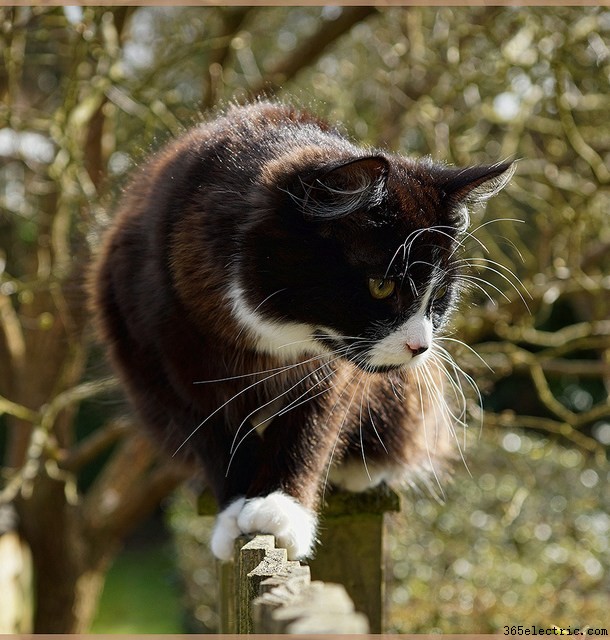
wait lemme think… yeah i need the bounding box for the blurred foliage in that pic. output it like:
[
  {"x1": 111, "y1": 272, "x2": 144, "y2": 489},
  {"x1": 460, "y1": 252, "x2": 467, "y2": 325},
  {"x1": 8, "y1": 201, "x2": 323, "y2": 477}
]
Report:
[
  {"x1": 0, "y1": 4, "x2": 608, "y2": 633},
  {"x1": 169, "y1": 427, "x2": 609, "y2": 633},
  {"x1": 387, "y1": 429, "x2": 609, "y2": 633}
]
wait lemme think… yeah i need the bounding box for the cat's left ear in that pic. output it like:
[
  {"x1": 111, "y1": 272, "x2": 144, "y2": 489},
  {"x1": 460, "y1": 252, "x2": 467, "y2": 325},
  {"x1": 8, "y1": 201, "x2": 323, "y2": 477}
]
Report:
[
  {"x1": 299, "y1": 156, "x2": 390, "y2": 221},
  {"x1": 439, "y1": 161, "x2": 516, "y2": 229}
]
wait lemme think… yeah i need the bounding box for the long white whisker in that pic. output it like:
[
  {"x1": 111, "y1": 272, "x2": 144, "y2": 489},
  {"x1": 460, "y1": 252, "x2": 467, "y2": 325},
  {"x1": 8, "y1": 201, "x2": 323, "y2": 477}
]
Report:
[
  {"x1": 228, "y1": 350, "x2": 348, "y2": 455},
  {"x1": 276, "y1": 335, "x2": 376, "y2": 350},
  {"x1": 436, "y1": 336, "x2": 494, "y2": 372},
  {"x1": 357, "y1": 371, "x2": 373, "y2": 484},
  {"x1": 233, "y1": 288, "x2": 287, "y2": 342},
  {"x1": 178, "y1": 349, "x2": 345, "y2": 454},
  {"x1": 457, "y1": 274, "x2": 512, "y2": 302},
  {"x1": 421, "y1": 360, "x2": 472, "y2": 477},
  {"x1": 193, "y1": 350, "x2": 333, "y2": 384},
  {"x1": 427, "y1": 355, "x2": 469, "y2": 429},
  {"x1": 469, "y1": 217, "x2": 524, "y2": 235},
  {"x1": 431, "y1": 345, "x2": 484, "y2": 437},
  {"x1": 433, "y1": 346, "x2": 482, "y2": 404},
  {"x1": 455, "y1": 258, "x2": 531, "y2": 309},
  {"x1": 456, "y1": 256, "x2": 529, "y2": 290},
  {"x1": 413, "y1": 366, "x2": 445, "y2": 497},
  {"x1": 225, "y1": 363, "x2": 339, "y2": 475},
  {"x1": 322, "y1": 369, "x2": 365, "y2": 499},
  {"x1": 366, "y1": 380, "x2": 389, "y2": 455},
  {"x1": 452, "y1": 276, "x2": 497, "y2": 304}
]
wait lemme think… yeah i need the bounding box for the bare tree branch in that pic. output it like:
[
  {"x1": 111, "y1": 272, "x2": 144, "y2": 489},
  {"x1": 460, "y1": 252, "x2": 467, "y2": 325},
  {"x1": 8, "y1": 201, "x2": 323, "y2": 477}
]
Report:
[
  {"x1": 0, "y1": 396, "x2": 38, "y2": 423},
  {"x1": 201, "y1": 7, "x2": 253, "y2": 110},
  {"x1": 60, "y1": 418, "x2": 133, "y2": 473},
  {"x1": 253, "y1": 7, "x2": 378, "y2": 96}
]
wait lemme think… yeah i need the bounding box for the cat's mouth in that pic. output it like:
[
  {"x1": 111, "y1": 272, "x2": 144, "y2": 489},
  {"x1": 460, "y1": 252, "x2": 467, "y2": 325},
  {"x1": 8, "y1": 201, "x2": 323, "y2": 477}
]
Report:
[{"x1": 313, "y1": 330, "x2": 419, "y2": 374}]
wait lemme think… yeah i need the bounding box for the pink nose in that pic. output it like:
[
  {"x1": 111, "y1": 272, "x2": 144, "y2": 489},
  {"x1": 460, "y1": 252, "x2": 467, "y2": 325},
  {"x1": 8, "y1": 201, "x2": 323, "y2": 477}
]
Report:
[{"x1": 407, "y1": 343, "x2": 428, "y2": 357}]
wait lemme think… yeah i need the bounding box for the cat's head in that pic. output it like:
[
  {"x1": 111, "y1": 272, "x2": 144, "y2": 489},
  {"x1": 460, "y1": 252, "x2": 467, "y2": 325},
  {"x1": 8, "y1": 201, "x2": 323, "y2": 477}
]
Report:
[{"x1": 231, "y1": 153, "x2": 514, "y2": 371}]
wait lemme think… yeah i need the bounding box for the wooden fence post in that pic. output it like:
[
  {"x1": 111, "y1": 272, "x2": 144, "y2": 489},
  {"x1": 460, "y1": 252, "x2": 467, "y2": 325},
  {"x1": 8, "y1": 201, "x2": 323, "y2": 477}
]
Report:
[
  {"x1": 309, "y1": 485, "x2": 401, "y2": 632},
  {"x1": 198, "y1": 484, "x2": 399, "y2": 633}
]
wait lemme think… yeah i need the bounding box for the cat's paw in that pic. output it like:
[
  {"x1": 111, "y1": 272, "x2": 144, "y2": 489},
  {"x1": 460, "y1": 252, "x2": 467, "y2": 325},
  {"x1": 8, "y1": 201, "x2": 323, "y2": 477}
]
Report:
[
  {"x1": 210, "y1": 496, "x2": 246, "y2": 561},
  {"x1": 237, "y1": 491, "x2": 317, "y2": 560}
]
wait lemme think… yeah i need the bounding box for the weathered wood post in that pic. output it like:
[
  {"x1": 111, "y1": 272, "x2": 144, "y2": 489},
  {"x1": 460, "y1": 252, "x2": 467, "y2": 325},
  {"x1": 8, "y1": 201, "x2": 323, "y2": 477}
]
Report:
[
  {"x1": 198, "y1": 484, "x2": 400, "y2": 633},
  {"x1": 309, "y1": 485, "x2": 401, "y2": 633}
]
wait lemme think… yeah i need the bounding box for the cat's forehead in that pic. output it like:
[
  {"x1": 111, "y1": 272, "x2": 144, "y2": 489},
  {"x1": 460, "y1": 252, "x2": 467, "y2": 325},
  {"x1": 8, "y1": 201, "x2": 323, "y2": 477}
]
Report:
[
  {"x1": 339, "y1": 217, "x2": 453, "y2": 277},
  {"x1": 387, "y1": 161, "x2": 445, "y2": 219}
]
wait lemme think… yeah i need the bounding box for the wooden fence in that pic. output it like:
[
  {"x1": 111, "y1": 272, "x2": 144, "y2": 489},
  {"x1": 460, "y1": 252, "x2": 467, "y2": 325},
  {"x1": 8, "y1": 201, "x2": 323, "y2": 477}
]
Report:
[{"x1": 199, "y1": 486, "x2": 400, "y2": 634}]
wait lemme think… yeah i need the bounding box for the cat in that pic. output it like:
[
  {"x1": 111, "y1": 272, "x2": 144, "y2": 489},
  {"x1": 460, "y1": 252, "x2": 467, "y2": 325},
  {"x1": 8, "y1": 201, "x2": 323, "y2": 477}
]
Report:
[{"x1": 91, "y1": 101, "x2": 513, "y2": 561}]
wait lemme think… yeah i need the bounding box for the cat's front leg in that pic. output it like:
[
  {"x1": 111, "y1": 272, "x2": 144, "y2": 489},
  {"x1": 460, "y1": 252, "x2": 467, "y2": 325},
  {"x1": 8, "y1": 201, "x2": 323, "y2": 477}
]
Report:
[{"x1": 210, "y1": 401, "x2": 333, "y2": 561}]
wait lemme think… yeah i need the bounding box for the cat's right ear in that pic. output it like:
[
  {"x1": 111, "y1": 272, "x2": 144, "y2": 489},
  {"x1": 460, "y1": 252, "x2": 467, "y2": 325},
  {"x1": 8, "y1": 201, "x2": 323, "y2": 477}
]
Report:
[
  {"x1": 295, "y1": 156, "x2": 390, "y2": 221},
  {"x1": 437, "y1": 160, "x2": 516, "y2": 231}
]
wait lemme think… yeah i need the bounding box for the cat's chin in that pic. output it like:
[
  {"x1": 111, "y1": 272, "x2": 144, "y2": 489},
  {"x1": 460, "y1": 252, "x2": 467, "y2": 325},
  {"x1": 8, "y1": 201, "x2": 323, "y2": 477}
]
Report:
[
  {"x1": 351, "y1": 355, "x2": 430, "y2": 374},
  {"x1": 359, "y1": 362, "x2": 405, "y2": 374}
]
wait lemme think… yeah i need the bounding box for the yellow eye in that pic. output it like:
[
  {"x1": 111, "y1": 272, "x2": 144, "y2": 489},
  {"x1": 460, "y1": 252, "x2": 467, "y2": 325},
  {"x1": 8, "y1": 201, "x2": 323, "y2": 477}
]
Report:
[{"x1": 368, "y1": 278, "x2": 396, "y2": 299}]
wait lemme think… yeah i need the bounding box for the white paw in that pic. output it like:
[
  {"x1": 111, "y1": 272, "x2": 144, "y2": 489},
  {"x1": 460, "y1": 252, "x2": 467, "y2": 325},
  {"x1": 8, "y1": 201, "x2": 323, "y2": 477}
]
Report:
[
  {"x1": 237, "y1": 491, "x2": 317, "y2": 560},
  {"x1": 210, "y1": 496, "x2": 246, "y2": 561}
]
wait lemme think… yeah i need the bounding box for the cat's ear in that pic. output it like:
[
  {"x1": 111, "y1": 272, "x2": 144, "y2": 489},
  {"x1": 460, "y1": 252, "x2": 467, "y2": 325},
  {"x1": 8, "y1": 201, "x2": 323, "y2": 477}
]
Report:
[
  {"x1": 439, "y1": 161, "x2": 515, "y2": 230},
  {"x1": 298, "y1": 156, "x2": 390, "y2": 221},
  {"x1": 441, "y1": 161, "x2": 515, "y2": 203}
]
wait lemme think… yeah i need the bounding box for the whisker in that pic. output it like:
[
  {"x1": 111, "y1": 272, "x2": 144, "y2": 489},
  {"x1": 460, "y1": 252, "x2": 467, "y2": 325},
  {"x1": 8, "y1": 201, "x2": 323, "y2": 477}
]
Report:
[
  {"x1": 456, "y1": 256, "x2": 528, "y2": 289},
  {"x1": 451, "y1": 275, "x2": 497, "y2": 304},
  {"x1": 468, "y1": 217, "x2": 524, "y2": 236},
  {"x1": 432, "y1": 346, "x2": 482, "y2": 405},
  {"x1": 322, "y1": 369, "x2": 366, "y2": 500},
  {"x1": 228, "y1": 350, "x2": 348, "y2": 455},
  {"x1": 276, "y1": 335, "x2": 376, "y2": 350},
  {"x1": 177, "y1": 348, "x2": 348, "y2": 454},
  {"x1": 413, "y1": 366, "x2": 446, "y2": 497},
  {"x1": 193, "y1": 350, "x2": 333, "y2": 384},
  {"x1": 454, "y1": 258, "x2": 531, "y2": 309},
  {"x1": 427, "y1": 355, "x2": 469, "y2": 430},
  {"x1": 357, "y1": 370, "x2": 373, "y2": 485},
  {"x1": 388, "y1": 374, "x2": 405, "y2": 401},
  {"x1": 421, "y1": 360, "x2": 472, "y2": 477},
  {"x1": 436, "y1": 336, "x2": 494, "y2": 372},
  {"x1": 225, "y1": 362, "x2": 340, "y2": 475},
  {"x1": 366, "y1": 379, "x2": 389, "y2": 455},
  {"x1": 233, "y1": 288, "x2": 288, "y2": 343},
  {"x1": 431, "y1": 345, "x2": 484, "y2": 437},
  {"x1": 456, "y1": 274, "x2": 512, "y2": 303}
]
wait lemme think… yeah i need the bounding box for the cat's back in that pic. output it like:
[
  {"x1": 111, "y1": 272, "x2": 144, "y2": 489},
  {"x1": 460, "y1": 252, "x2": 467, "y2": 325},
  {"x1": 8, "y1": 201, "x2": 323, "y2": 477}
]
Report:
[
  {"x1": 189, "y1": 101, "x2": 352, "y2": 174},
  {"x1": 93, "y1": 103, "x2": 338, "y2": 340},
  {"x1": 113, "y1": 101, "x2": 347, "y2": 227}
]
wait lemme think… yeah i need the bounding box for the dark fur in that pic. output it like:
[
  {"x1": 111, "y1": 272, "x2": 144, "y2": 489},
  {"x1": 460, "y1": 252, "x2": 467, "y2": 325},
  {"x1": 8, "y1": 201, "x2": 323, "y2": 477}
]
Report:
[{"x1": 91, "y1": 102, "x2": 511, "y2": 515}]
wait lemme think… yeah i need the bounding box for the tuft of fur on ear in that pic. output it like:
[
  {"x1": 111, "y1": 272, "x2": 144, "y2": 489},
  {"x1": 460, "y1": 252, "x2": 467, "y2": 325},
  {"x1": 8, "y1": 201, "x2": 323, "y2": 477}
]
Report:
[
  {"x1": 295, "y1": 156, "x2": 389, "y2": 221},
  {"x1": 437, "y1": 160, "x2": 516, "y2": 231}
]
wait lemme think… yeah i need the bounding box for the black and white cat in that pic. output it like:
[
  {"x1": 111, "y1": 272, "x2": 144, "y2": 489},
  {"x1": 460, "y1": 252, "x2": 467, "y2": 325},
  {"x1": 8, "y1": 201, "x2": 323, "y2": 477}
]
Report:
[{"x1": 91, "y1": 101, "x2": 513, "y2": 560}]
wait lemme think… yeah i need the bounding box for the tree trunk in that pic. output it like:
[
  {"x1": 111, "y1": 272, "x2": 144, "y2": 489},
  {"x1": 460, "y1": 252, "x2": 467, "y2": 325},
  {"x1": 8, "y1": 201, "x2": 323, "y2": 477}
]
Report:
[{"x1": 15, "y1": 465, "x2": 114, "y2": 632}]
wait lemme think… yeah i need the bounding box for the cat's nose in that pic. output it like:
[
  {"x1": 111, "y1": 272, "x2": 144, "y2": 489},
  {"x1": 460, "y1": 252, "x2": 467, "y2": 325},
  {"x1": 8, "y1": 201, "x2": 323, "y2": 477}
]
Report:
[{"x1": 407, "y1": 343, "x2": 428, "y2": 357}]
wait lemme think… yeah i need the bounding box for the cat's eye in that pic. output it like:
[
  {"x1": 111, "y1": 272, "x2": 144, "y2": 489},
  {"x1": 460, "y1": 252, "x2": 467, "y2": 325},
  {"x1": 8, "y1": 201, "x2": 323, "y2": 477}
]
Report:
[
  {"x1": 433, "y1": 284, "x2": 448, "y2": 301},
  {"x1": 368, "y1": 278, "x2": 396, "y2": 299}
]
